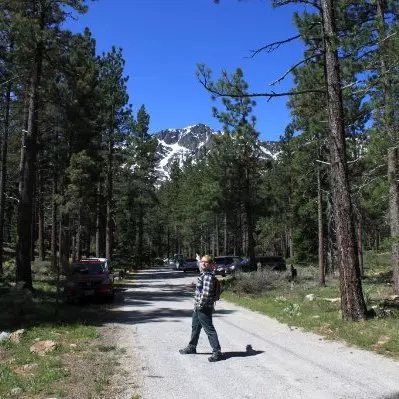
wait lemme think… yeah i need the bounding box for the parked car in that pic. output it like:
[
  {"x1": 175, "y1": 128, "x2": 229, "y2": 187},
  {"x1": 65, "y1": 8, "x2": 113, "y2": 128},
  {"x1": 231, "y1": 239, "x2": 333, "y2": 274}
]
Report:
[
  {"x1": 255, "y1": 256, "x2": 286, "y2": 271},
  {"x1": 174, "y1": 254, "x2": 184, "y2": 270},
  {"x1": 164, "y1": 258, "x2": 176, "y2": 268},
  {"x1": 214, "y1": 256, "x2": 243, "y2": 277},
  {"x1": 64, "y1": 258, "x2": 114, "y2": 302},
  {"x1": 181, "y1": 258, "x2": 199, "y2": 273}
]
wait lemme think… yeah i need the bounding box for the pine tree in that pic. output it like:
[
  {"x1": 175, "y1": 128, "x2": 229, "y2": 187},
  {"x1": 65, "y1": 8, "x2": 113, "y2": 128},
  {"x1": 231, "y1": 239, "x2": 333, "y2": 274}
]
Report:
[
  {"x1": 97, "y1": 46, "x2": 130, "y2": 259},
  {"x1": 2, "y1": 0, "x2": 88, "y2": 288}
]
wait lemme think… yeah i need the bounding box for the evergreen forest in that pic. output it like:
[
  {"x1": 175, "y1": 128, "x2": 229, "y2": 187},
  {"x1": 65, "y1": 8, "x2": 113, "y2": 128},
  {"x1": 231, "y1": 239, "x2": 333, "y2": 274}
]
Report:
[{"x1": 1, "y1": 0, "x2": 399, "y2": 322}]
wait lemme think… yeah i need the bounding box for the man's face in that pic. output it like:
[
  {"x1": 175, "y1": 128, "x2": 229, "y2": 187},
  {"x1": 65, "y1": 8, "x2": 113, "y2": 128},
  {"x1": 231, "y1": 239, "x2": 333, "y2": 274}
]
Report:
[{"x1": 200, "y1": 258, "x2": 211, "y2": 271}]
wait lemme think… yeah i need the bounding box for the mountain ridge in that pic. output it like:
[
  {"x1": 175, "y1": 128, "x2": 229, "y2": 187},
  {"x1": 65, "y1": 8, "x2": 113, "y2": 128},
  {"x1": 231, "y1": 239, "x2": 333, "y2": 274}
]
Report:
[{"x1": 153, "y1": 123, "x2": 280, "y2": 181}]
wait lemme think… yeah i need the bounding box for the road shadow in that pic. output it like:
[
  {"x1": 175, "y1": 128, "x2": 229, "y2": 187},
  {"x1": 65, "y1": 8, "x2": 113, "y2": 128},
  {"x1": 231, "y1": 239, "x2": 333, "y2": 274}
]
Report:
[
  {"x1": 221, "y1": 349, "x2": 264, "y2": 360},
  {"x1": 222, "y1": 345, "x2": 264, "y2": 360},
  {"x1": 198, "y1": 345, "x2": 264, "y2": 361},
  {"x1": 1, "y1": 267, "x2": 237, "y2": 330}
]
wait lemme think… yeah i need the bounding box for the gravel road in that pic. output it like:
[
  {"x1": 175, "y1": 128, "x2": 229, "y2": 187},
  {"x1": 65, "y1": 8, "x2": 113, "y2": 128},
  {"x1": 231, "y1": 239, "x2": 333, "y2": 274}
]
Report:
[{"x1": 107, "y1": 267, "x2": 399, "y2": 399}]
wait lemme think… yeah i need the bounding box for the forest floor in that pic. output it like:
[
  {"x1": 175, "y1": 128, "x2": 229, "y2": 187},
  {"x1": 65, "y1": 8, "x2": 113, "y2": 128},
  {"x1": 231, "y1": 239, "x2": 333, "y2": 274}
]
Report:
[
  {"x1": 1, "y1": 255, "x2": 399, "y2": 398},
  {"x1": 0, "y1": 272, "x2": 142, "y2": 399}
]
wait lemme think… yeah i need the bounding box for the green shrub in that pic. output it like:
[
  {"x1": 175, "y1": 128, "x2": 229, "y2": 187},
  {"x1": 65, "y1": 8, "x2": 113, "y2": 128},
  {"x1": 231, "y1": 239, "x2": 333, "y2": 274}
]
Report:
[{"x1": 230, "y1": 270, "x2": 287, "y2": 296}]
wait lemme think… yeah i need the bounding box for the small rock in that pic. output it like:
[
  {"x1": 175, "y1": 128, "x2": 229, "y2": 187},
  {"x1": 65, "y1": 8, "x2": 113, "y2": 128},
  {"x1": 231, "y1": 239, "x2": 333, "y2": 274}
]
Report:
[
  {"x1": 0, "y1": 331, "x2": 10, "y2": 342},
  {"x1": 13, "y1": 363, "x2": 38, "y2": 376},
  {"x1": 10, "y1": 387, "x2": 22, "y2": 395},
  {"x1": 305, "y1": 294, "x2": 316, "y2": 301},
  {"x1": 9, "y1": 329, "x2": 25, "y2": 344},
  {"x1": 30, "y1": 340, "x2": 57, "y2": 355}
]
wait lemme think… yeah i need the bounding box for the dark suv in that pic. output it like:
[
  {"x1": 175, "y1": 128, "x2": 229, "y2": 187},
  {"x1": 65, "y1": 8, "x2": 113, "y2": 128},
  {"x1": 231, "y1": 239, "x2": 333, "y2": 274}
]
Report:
[
  {"x1": 214, "y1": 256, "x2": 243, "y2": 276},
  {"x1": 64, "y1": 258, "x2": 114, "y2": 302},
  {"x1": 255, "y1": 256, "x2": 286, "y2": 271}
]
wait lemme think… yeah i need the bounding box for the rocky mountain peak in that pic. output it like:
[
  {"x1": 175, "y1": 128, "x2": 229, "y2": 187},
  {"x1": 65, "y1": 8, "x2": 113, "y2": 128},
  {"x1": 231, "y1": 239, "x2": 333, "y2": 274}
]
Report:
[{"x1": 153, "y1": 123, "x2": 280, "y2": 181}]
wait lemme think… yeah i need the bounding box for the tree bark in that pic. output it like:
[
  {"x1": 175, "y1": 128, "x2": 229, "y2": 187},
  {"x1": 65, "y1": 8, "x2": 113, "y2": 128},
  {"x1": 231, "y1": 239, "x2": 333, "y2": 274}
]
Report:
[
  {"x1": 137, "y1": 204, "x2": 143, "y2": 268},
  {"x1": 51, "y1": 176, "x2": 57, "y2": 270},
  {"x1": 215, "y1": 215, "x2": 219, "y2": 256},
  {"x1": 37, "y1": 168, "x2": 45, "y2": 261},
  {"x1": 318, "y1": 167, "x2": 325, "y2": 286},
  {"x1": 16, "y1": 38, "x2": 43, "y2": 289},
  {"x1": 357, "y1": 214, "x2": 364, "y2": 279},
  {"x1": 0, "y1": 82, "x2": 11, "y2": 275},
  {"x1": 59, "y1": 210, "x2": 70, "y2": 274},
  {"x1": 388, "y1": 147, "x2": 399, "y2": 294},
  {"x1": 321, "y1": 0, "x2": 367, "y2": 320},
  {"x1": 76, "y1": 206, "x2": 82, "y2": 261},
  {"x1": 96, "y1": 182, "x2": 101, "y2": 257},
  {"x1": 106, "y1": 139, "x2": 114, "y2": 259},
  {"x1": 224, "y1": 213, "x2": 227, "y2": 255}
]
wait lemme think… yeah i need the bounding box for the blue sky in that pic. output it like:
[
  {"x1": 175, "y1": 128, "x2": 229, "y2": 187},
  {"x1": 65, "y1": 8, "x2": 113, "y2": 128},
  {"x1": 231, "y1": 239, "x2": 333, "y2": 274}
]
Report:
[{"x1": 64, "y1": 0, "x2": 306, "y2": 141}]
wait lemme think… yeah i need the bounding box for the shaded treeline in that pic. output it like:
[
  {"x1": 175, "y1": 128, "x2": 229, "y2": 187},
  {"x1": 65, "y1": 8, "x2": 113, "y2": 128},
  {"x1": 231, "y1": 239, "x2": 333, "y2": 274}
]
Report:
[{"x1": 1, "y1": 1, "x2": 399, "y2": 321}]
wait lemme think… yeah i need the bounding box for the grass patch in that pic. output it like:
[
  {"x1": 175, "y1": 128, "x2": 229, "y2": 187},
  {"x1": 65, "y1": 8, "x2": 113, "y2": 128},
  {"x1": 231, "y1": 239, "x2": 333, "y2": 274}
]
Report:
[
  {"x1": 222, "y1": 258, "x2": 399, "y2": 359},
  {"x1": 0, "y1": 260, "x2": 125, "y2": 398},
  {"x1": 0, "y1": 324, "x2": 99, "y2": 397}
]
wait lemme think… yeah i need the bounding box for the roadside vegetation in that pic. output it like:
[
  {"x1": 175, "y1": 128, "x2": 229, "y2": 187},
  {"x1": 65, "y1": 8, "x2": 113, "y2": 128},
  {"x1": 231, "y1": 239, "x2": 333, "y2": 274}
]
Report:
[
  {"x1": 0, "y1": 260, "x2": 129, "y2": 399},
  {"x1": 2, "y1": 1, "x2": 399, "y2": 394},
  {"x1": 221, "y1": 251, "x2": 399, "y2": 360}
]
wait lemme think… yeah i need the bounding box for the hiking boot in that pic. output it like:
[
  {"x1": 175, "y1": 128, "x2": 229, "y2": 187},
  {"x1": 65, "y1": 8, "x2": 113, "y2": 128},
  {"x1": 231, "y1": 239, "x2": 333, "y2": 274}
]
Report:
[
  {"x1": 179, "y1": 346, "x2": 196, "y2": 355},
  {"x1": 208, "y1": 351, "x2": 223, "y2": 362}
]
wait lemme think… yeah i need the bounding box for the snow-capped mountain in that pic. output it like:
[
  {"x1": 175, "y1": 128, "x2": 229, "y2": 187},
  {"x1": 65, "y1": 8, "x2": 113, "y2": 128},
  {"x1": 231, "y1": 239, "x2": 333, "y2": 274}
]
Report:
[{"x1": 153, "y1": 123, "x2": 280, "y2": 181}]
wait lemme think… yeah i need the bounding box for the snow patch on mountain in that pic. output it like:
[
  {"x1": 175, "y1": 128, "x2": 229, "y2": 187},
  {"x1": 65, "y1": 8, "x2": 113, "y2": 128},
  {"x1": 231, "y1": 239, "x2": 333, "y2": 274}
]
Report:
[{"x1": 153, "y1": 123, "x2": 281, "y2": 181}]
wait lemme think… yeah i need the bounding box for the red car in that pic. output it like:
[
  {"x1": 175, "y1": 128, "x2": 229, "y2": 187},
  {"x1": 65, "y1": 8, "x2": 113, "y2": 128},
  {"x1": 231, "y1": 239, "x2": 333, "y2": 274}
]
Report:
[{"x1": 64, "y1": 258, "x2": 114, "y2": 302}]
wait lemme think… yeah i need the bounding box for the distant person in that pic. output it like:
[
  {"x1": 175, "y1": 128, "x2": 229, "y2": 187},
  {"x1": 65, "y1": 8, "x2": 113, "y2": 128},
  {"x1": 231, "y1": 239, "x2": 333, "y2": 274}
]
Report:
[
  {"x1": 179, "y1": 254, "x2": 222, "y2": 362},
  {"x1": 290, "y1": 264, "x2": 297, "y2": 281}
]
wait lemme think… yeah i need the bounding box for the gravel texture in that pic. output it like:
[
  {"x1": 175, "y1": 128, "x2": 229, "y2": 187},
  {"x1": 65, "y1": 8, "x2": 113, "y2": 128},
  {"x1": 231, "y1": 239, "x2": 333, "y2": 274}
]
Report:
[{"x1": 105, "y1": 267, "x2": 399, "y2": 399}]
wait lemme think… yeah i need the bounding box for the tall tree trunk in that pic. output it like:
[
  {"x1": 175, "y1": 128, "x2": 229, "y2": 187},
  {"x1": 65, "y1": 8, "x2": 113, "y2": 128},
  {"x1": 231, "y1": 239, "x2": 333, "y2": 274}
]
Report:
[
  {"x1": 16, "y1": 39, "x2": 43, "y2": 289},
  {"x1": 37, "y1": 168, "x2": 45, "y2": 261},
  {"x1": 51, "y1": 176, "x2": 57, "y2": 269},
  {"x1": 76, "y1": 206, "x2": 82, "y2": 261},
  {"x1": 288, "y1": 228, "x2": 294, "y2": 259},
  {"x1": 106, "y1": 139, "x2": 114, "y2": 259},
  {"x1": 357, "y1": 214, "x2": 364, "y2": 279},
  {"x1": 321, "y1": 0, "x2": 367, "y2": 320},
  {"x1": 96, "y1": 182, "x2": 101, "y2": 257},
  {"x1": 31, "y1": 182, "x2": 37, "y2": 261},
  {"x1": 388, "y1": 147, "x2": 399, "y2": 294},
  {"x1": 318, "y1": 167, "x2": 325, "y2": 286},
  {"x1": 244, "y1": 170, "x2": 255, "y2": 268},
  {"x1": 0, "y1": 82, "x2": 11, "y2": 275},
  {"x1": 224, "y1": 213, "x2": 227, "y2": 255},
  {"x1": 138, "y1": 204, "x2": 144, "y2": 268},
  {"x1": 59, "y1": 210, "x2": 70, "y2": 274},
  {"x1": 376, "y1": 0, "x2": 398, "y2": 292},
  {"x1": 215, "y1": 215, "x2": 219, "y2": 256}
]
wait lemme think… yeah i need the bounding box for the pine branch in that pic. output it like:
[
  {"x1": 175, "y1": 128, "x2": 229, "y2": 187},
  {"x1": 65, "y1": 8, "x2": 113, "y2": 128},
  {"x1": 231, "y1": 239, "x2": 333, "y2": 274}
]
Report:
[
  {"x1": 269, "y1": 52, "x2": 322, "y2": 86},
  {"x1": 250, "y1": 21, "x2": 320, "y2": 58},
  {"x1": 273, "y1": 0, "x2": 321, "y2": 11},
  {"x1": 198, "y1": 72, "x2": 324, "y2": 101},
  {"x1": 0, "y1": 75, "x2": 21, "y2": 87},
  {"x1": 250, "y1": 34, "x2": 301, "y2": 57}
]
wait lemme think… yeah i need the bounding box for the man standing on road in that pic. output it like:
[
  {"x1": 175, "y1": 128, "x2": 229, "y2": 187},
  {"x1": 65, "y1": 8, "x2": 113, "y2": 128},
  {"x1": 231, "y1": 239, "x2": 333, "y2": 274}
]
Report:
[{"x1": 179, "y1": 254, "x2": 222, "y2": 362}]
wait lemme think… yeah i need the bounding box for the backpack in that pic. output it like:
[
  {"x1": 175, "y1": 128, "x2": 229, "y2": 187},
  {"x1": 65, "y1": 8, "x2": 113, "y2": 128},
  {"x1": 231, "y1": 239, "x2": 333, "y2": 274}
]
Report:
[{"x1": 213, "y1": 276, "x2": 222, "y2": 302}]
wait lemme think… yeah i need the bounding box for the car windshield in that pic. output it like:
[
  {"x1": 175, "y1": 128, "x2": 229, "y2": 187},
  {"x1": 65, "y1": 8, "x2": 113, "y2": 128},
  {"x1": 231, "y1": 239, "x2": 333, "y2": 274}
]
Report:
[
  {"x1": 214, "y1": 258, "x2": 225, "y2": 265},
  {"x1": 73, "y1": 262, "x2": 104, "y2": 274},
  {"x1": 225, "y1": 257, "x2": 241, "y2": 264},
  {"x1": 185, "y1": 259, "x2": 197, "y2": 263}
]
